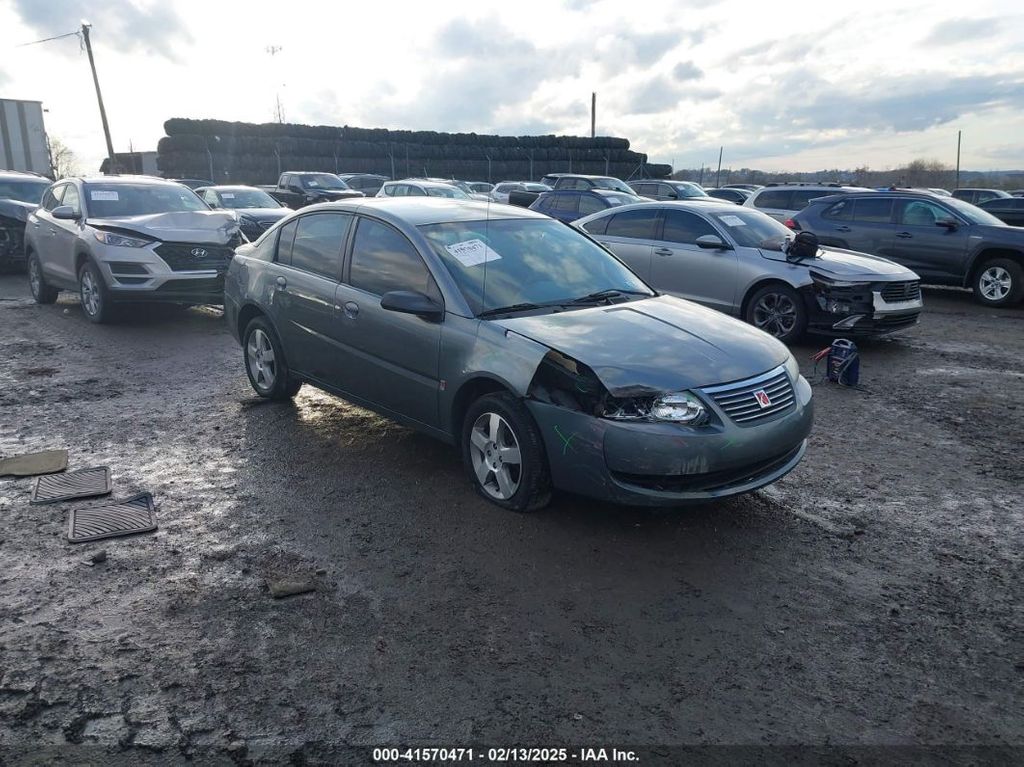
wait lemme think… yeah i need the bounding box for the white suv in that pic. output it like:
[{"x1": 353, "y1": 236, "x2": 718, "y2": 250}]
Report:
[
  {"x1": 743, "y1": 183, "x2": 870, "y2": 223},
  {"x1": 26, "y1": 176, "x2": 242, "y2": 323}
]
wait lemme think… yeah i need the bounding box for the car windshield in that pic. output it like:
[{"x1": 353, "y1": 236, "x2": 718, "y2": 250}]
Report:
[
  {"x1": 216, "y1": 189, "x2": 280, "y2": 209},
  {"x1": 944, "y1": 197, "x2": 1005, "y2": 226},
  {"x1": 419, "y1": 218, "x2": 653, "y2": 316},
  {"x1": 603, "y1": 193, "x2": 641, "y2": 206},
  {"x1": 592, "y1": 177, "x2": 635, "y2": 194},
  {"x1": 425, "y1": 186, "x2": 470, "y2": 199},
  {"x1": 301, "y1": 174, "x2": 349, "y2": 190},
  {"x1": 0, "y1": 180, "x2": 50, "y2": 205},
  {"x1": 673, "y1": 183, "x2": 708, "y2": 198},
  {"x1": 525, "y1": 183, "x2": 551, "y2": 192},
  {"x1": 83, "y1": 183, "x2": 209, "y2": 217},
  {"x1": 706, "y1": 208, "x2": 795, "y2": 250}
]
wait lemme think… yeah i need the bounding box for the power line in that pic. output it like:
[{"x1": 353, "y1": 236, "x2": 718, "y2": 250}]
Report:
[{"x1": 16, "y1": 29, "x2": 81, "y2": 48}]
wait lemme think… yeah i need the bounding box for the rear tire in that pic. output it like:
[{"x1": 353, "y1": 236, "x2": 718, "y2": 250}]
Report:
[
  {"x1": 461, "y1": 392, "x2": 550, "y2": 512},
  {"x1": 27, "y1": 252, "x2": 59, "y2": 304},
  {"x1": 243, "y1": 316, "x2": 302, "y2": 400},
  {"x1": 78, "y1": 260, "x2": 115, "y2": 323},
  {"x1": 745, "y1": 283, "x2": 808, "y2": 344},
  {"x1": 973, "y1": 258, "x2": 1024, "y2": 307}
]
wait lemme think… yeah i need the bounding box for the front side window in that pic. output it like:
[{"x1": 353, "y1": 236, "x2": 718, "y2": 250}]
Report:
[
  {"x1": 61, "y1": 184, "x2": 81, "y2": 214},
  {"x1": 662, "y1": 209, "x2": 717, "y2": 245},
  {"x1": 420, "y1": 218, "x2": 651, "y2": 315},
  {"x1": 604, "y1": 209, "x2": 659, "y2": 239},
  {"x1": 550, "y1": 195, "x2": 579, "y2": 214},
  {"x1": 349, "y1": 217, "x2": 437, "y2": 297},
  {"x1": 41, "y1": 184, "x2": 65, "y2": 212},
  {"x1": 898, "y1": 200, "x2": 949, "y2": 226},
  {"x1": 289, "y1": 213, "x2": 351, "y2": 278},
  {"x1": 852, "y1": 198, "x2": 894, "y2": 224}
]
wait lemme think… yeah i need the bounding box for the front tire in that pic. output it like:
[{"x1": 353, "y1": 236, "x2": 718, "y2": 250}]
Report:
[
  {"x1": 243, "y1": 316, "x2": 302, "y2": 400},
  {"x1": 973, "y1": 258, "x2": 1024, "y2": 307},
  {"x1": 461, "y1": 392, "x2": 550, "y2": 512},
  {"x1": 78, "y1": 260, "x2": 114, "y2": 323},
  {"x1": 28, "y1": 252, "x2": 59, "y2": 304},
  {"x1": 745, "y1": 283, "x2": 807, "y2": 344}
]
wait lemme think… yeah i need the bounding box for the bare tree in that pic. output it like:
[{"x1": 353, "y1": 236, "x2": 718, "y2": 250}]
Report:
[{"x1": 47, "y1": 136, "x2": 80, "y2": 179}]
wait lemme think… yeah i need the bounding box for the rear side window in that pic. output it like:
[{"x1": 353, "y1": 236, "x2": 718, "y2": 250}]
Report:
[
  {"x1": 605, "y1": 209, "x2": 660, "y2": 239},
  {"x1": 662, "y1": 210, "x2": 717, "y2": 245},
  {"x1": 822, "y1": 199, "x2": 852, "y2": 221},
  {"x1": 753, "y1": 190, "x2": 791, "y2": 209},
  {"x1": 790, "y1": 190, "x2": 827, "y2": 210},
  {"x1": 550, "y1": 195, "x2": 579, "y2": 214},
  {"x1": 276, "y1": 219, "x2": 298, "y2": 264},
  {"x1": 577, "y1": 195, "x2": 606, "y2": 216},
  {"x1": 852, "y1": 198, "x2": 894, "y2": 223},
  {"x1": 581, "y1": 216, "x2": 609, "y2": 235},
  {"x1": 349, "y1": 217, "x2": 437, "y2": 297},
  {"x1": 288, "y1": 212, "x2": 351, "y2": 278}
]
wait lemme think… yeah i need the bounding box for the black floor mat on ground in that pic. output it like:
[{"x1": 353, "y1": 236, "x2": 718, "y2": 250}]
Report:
[
  {"x1": 68, "y1": 493, "x2": 157, "y2": 543},
  {"x1": 31, "y1": 466, "x2": 112, "y2": 505}
]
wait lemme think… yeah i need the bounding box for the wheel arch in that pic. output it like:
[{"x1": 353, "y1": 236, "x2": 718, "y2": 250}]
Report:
[
  {"x1": 965, "y1": 247, "x2": 1024, "y2": 288},
  {"x1": 740, "y1": 277, "x2": 806, "y2": 320},
  {"x1": 448, "y1": 375, "x2": 517, "y2": 440},
  {"x1": 236, "y1": 301, "x2": 271, "y2": 342}
]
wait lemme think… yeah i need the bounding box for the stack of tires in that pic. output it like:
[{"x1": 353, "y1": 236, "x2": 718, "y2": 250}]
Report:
[{"x1": 155, "y1": 118, "x2": 672, "y2": 184}]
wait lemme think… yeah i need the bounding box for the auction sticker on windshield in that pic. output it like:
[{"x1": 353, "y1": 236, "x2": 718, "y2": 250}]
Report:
[
  {"x1": 720, "y1": 215, "x2": 746, "y2": 226},
  {"x1": 222, "y1": 193, "x2": 235, "y2": 199},
  {"x1": 90, "y1": 191, "x2": 119, "y2": 201},
  {"x1": 446, "y1": 239, "x2": 503, "y2": 267}
]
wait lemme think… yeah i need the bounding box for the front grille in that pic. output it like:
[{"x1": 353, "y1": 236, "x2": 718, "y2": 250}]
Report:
[
  {"x1": 702, "y1": 367, "x2": 795, "y2": 426},
  {"x1": 880, "y1": 281, "x2": 921, "y2": 302},
  {"x1": 154, "y1": 242, "x2": 235, "y2": 272}
]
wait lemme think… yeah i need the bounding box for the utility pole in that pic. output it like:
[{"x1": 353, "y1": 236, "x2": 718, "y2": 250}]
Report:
[
  {"x1": 81, "y1": 22, "x2": 116, "y2": 174},
  {"x1": 716, "y1": 146, "x2": 723, "y2": 187},
  {"x1": 591, "y1": 92, "x2": 596, "y2": 139},
  {"x1": 266, "y1": 45, "x2": 285, "y2": 123},
  {"x1": 955, "y1": 130, "x2": 962, "y2": 190}
]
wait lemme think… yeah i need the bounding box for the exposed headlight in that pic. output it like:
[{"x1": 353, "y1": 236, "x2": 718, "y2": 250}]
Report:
[
  {"x1": 93, "y1": 231, "x2": 151, "y2": 248},
  {"x1": 784, "y1": 353, "x2": 800, "y2": 383},
  {"x1": 651, "y1": 392, "x2": 707, "y2": 424}
]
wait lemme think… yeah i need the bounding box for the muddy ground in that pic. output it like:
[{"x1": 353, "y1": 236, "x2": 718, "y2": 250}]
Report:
[{"x1": 0, "y1": 273, "x2": 1021, "y2": 765}]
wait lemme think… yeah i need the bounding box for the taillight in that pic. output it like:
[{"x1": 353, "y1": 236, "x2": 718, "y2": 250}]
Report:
[{"x1": 783, "y1": 218, "x2": 799, "y2": 230}]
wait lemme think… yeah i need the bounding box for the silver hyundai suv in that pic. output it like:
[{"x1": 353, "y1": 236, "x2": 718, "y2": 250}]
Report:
[{"x1": 25, "y1": 175, "x2": 243, "y2": 323}]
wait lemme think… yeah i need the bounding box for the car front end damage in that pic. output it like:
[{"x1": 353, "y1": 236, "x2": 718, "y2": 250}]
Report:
[
  {"x1": 522, "y1": 348, "x2": 813, "y2": 506},
  {"x1": 0, "y1": 199, "x2": 35, "y2": 268},
  {"x1": 803, "y1": 272, "x2": 923, "y2": 336}
]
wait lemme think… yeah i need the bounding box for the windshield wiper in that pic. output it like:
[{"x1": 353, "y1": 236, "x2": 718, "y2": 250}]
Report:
[
  {"x1": 477, "y1": 301, "x2": 563, "y2": 318},
  {"x1": 565, "y1": 288, "x2": 650, "y2": 305}
]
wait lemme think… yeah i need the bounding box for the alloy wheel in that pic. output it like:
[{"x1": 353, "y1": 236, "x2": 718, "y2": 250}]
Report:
[
  {"x1": 246, "y1": 328, "x2": 277, "y2": 391},
  {"x1": 752, "y1": 292, "x2": 797, "y2": 337},
  {"x1": 980, "y1": 266, "x2": 1012, "y2": 301},
  {"x1": 469, "y1": 412, "x2": 523, "y2": 501},
  {"x1": 80, "y1": 269, "x2": 100, "y2": 317}
]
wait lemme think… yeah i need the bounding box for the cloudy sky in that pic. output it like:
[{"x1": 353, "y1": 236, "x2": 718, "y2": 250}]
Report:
[{"x1": 2, "y1": 0, "x2": 1022, "y2": 175}]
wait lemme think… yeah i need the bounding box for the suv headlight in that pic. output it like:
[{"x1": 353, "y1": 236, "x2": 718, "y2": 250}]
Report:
[
  {"x1": 651, "y1": 392, "x2": 707, "y2": 424},
  {"x1": 93, "y1": 231, "x2": 151, "y2": 248}
]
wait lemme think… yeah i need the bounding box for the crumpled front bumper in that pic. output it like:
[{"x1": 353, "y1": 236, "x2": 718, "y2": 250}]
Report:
[
  {"x1": 526, "y1": 374, "x2": 814, "y2": 506},
  {"x1": 0, "y1": 218, "x2": 27, "y2": 266}
]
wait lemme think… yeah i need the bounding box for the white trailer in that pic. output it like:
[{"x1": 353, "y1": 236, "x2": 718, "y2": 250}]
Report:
[{"x1": 0, "y1": 98, "x2": 52, "y2": 175}]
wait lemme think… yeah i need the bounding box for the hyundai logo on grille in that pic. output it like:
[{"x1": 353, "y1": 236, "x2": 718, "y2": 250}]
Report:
[
  {"x1": 754, "y1": 389, "x2": 772, "y2": 408},
  {"x1": 190, "y1": 247, "x2": 208, "y2": 258}
]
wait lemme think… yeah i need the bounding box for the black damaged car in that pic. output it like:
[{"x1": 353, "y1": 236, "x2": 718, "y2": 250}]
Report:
[{"x1": 0, "y1": 171, "x2": 50, "y2": 270}]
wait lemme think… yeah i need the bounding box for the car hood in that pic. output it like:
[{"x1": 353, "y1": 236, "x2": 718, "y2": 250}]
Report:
[
  {"x1": 87, "y1": 210, "x2": 241, "y2": 243},
  {"x1": 496, "y1": 294, "x2": 790, "y2": 394},
  {"x1": 760, "y1": 244, "x2": 917, "y2": 280},
  {"x1": 0, "y1": 198, "x2": 38, "y2": 222},
  {"x1": 969, "y1": 223, "x2": 1024, "y2": 242}
]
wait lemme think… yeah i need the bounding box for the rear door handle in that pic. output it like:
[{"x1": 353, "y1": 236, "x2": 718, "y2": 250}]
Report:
[
  {"x1": 275, "y1": 276, "x2": 287, "y2": 290},
  {"x1": 834, "y1": 225, "x2": 851, "y2": 232},
  {"x1": 896, "y1": 232, "x2": 913, "y2": 239},
  {"x1": 343, "y1": 301, "x2": 359, "y2": 318},
  {"x1": 654, "y1": 248, "x2": 673, "y2": 256}
]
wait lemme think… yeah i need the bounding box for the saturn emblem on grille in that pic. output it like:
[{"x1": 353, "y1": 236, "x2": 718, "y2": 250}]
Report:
[
  {"x1": 190, "y1": 247, "x2": 208, "y2": 258},
  {"x1": 754, "y1": 389, "x2": 772, "y2": 408}
]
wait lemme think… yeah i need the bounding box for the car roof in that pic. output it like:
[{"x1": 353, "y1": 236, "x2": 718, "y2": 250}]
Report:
[
  {"x1": 197, "y1": 185, "x2": 265, "y2": 192},
  {"x1": 0, "y1": 170, "x2": 50, "y2": 181},
  {"x1": 388, "y1": 179, "x2": 464, "y2": 191},
  {"x1": 578, "y1": 199, "x2": 747, "y2": 219},
  {"x1": 321, "y1": 197, "x2": 550, "y2": 226},
  {"x1": 542, "y1": 188, "x2": 633, "y2": 197},
  {"x1": 758, "y1": 184, "x2": 870, "y2": 191},
  {"x1": 806, "y1": 190, "x2": 946, "y2": 205},
  {"x1": 556, "y1": 174, "x2": 621, "y2": 180},
  {"x1": 78, "y1": 175, "x2": 187, "y2": 186}
]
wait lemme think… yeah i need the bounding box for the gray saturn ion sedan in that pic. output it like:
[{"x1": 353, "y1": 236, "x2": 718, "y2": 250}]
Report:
[{"x1": 225, "y1": 198, "x2": 813, "y2": 511}]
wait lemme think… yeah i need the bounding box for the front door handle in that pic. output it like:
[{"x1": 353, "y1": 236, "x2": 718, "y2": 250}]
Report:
[
  {"x1": 275, "y1": 276, "x2": 287, "y2": 290},
  {"x1": 343, "y1": 301, "x2": 359, "y2": 318},
  {"x1": 895, "y1": 232, "x2": 913, "y2": 239},
  {"x1": 834, "y1": 225, "x2": 851, "y2": 232},
  {"x1": 654, "y1": 248, "x2": 673, "y2": 256}
]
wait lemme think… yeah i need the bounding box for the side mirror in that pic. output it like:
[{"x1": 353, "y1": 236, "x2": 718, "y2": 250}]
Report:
[
  {"x1": 380, "y1": 290, "x2": 443, "y2": 322},
  {"x1": 52, "y1": 205, "x2": 80, "y2": 221},
  {"x1": 696, "y1": 234, "x2": 731, "y2": 250},
  {"x1": 936, "y1": 218, "x2": 958, "y2": 230}
]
